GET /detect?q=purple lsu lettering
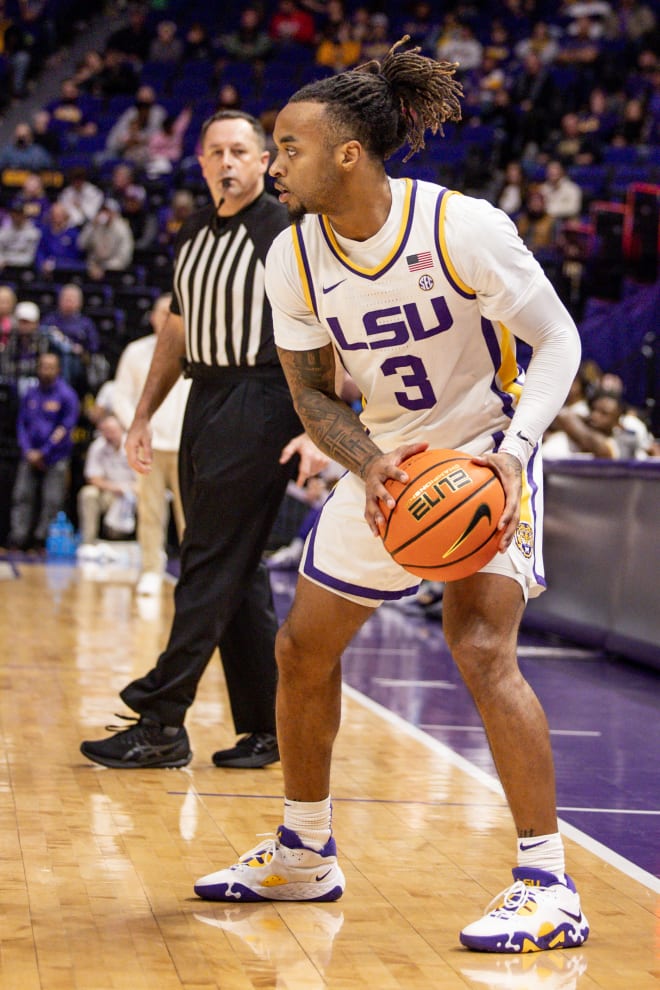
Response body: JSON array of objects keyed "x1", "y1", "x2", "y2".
[
  {"x1": 407, "y1": 466, "x2": 472, "y2": 520},
  {"x1": 326, "y1": 296, "x2": 453, "y2": 351}
]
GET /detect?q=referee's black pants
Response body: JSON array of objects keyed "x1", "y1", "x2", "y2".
[{"x1": 120, "y1": 373, "x2": 301, "y2": 730}]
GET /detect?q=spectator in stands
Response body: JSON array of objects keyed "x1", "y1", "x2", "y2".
[
  {"x1": 57, "y1": 166, "x2": 104, "y2": 227},
  {"x1": 42, "y1": 283, "x2": 100, "y2": 395},
  {"x1": 219, "y1": 6, "x2": 273, "y2": 64},
  {"x1": 360, "y1": 13, "x2": 391, "y2": 62},
  {"x1": 16, "y1": 0, "x2": 56, "y2": 71},
  {"x1": 106, "y1": 1, "x2": 152, "y2": 69},
  {"x1": 0, "y1": 284, "x2": 17, "y2": 348},
  {"x1": 267, "y1": 474, "x2": 331, "y2": 570},
  {"x1": 7, "y1": 352, "x2": 79, "y2": 553},
  {"x1": 71, "y1": 49, "x2": 104, "y2": 93},
  {"x1": 436, "y1": 21, "x2": 483, "y2": 75},
  {"x1": 399, "y1": 0, "x2": 441, "y2": 53},
  {"x1": 612, "y1": 95, "x2": 647, "y2": 145},
  {"x1": 605, "y1": 0, "x2": 657, "y2": 49},
  {"x1": 544, "y1": 389, "x2": 648, "y2": 460},
  {"x1": 113, "y1": 293, "x2": 190, "y2": 595},
  {"x1": 0, "y1": 0, "x2": 31, "y2": 99},
  {"x1": 31, "y1": 109, "x2": 62, "y2": 159},
  {"x1": 468, "y1": 48, "x2": 507, "y2": 118},
  {"x1": 95, "y1": 46, "x2": 140, "y2": 99},
  {"x1": 120, "y1": 184, "x2": 157, "y2": 250},
  {"x1": 0, "y1": 300, "x2": 49, "y2": 398},
  {"x1": 148, "y1": 19, "x2": 183, "y2": 65},
  {"x1": 514, "y1": 21, "x2": 559, "y2": 65},
  {"x1": 494, "y1": 159, "x2": 527, "y2": 218},
  {"x1": 0, "y1": 122, "x2": 54, "y2": 171},
  {"x1": 78, "y1": 198, "x2": 134, "y2": 280},
  {"x1": 539, "y1": 160, "x2": 583, "y2": 219},
  {"x1": 35, "y1": 202, "x2": 84, "y2": 275},
  {"x1": 78, "y1": 414, "x2": 137, "y2": 545},
  {"x1": 146, "y1": 104, "x2": 192, "y2": 178},
  {"x1": 555, "y1": 14, "x2": 602, "y2": 103},
  {"x1": 105, "y1": 85, "x2": 167, "y2": 166},
  {"x1": 315, "y1": 19, "x2": 361, "y2": 73},
  {"x1": 47, "y1": 78, "x2": 98, "y2": 141},
  {"x1": 104, "y1": 162, "x2": 139, "y2": 202},
  {"x1": 599, "y1": 371, "x2": 655, "y2": 455},
  {"x1": 509, "y1": 52, "x2": 561, "y2": 159},
  {"x1": 544, "y1": 111, "x2": 602, "y2": 166},
  {"x1": 0, "y1": 199, "x2": 42, "y2": 270},
  {"x1": 500, "y1": 0, "x2": 533, "y2": 41},
  {"x1": 183, "y1": 21, "x2": 212, "y2": 62},
  {"x1": 87, "y1": 377, "x2": 116, "y2": 427},
  {"x1": 483, "y1": 19, "x2": 513, "y2": 67},
  {"x1": 157, "y1": 188, "x2": 194, "y2": 253},
  {"x1": 214, "y1": 82, "x2": 242, "y2": 113},
  {"x1": 482, "y1": 86, "x2": 520, "y2": 168},
  {"x1": 269, "y1": 0, "x2": 316, "y2": 48},
  {"x1": 350, "y1": 6, "x2": 372, "y2": 46},
  {"x1": 19, "y1": 172, "x2": 50, "y2": 225},
  {"x1": 515, "y1": 187, "x2": 558, "y2": 254},
  {"x1": 577, "y1": 86, "x2": 619, "y2": 146}
]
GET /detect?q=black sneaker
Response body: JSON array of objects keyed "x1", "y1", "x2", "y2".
[
  {"x1": 80, "y1": 716, "x2": 192, "y2": 769},
  {"x1": 212, "y1": 732, "x2": 279, "y2": 768}
]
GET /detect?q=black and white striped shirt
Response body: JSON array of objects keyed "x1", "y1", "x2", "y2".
[{"x1": 171, "y1": 193, "x2": 289, "y2": 368}]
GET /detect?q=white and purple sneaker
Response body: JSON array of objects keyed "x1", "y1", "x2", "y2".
[
  {"x1": 194, "y1": 826, "x2": 345, "y2": 902},
  {"x1": 460, "y1": 867, "x2": 589, "y2": 953}
]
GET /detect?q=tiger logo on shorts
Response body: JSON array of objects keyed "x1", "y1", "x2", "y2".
[{"x1": 514, "y1": 521, "x2": 534, "y2": 559}]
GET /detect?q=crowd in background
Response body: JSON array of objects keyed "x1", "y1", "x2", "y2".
[{"x1": 0, "y1": 0, "x2": 658, "y2": 558}]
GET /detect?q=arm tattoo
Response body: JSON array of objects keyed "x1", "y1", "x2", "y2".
[{"x1": 278, "y1": 346, "x2": 381, "y2": 477}]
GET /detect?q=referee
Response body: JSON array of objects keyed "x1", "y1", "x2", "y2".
[{"x1": 81, "y1": 110, "x2": 325, "y2": 769}]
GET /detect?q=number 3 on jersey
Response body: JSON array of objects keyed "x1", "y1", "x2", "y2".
[{"x1": 381, "y1": 355, "x2": 437, "y2": 411}]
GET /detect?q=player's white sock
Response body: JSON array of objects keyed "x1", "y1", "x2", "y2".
[
  {"x1": 517, "y1": 832, "x2": 565, "y2": 878},
  {"x1": 284, "y1": 796, "x2": 332, "y2": 851}
]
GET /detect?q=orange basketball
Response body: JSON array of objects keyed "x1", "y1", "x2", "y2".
[{"x1": 378, "y1": 448, "x2": 506, "y2": 582}]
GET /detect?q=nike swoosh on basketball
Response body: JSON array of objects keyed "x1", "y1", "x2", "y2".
[
  {"x1": 322, "y1": 279, "x2": 346, "y2": 294},
  {"x1": 442, "y1": 503, "x2": 492, "y2": 559}
]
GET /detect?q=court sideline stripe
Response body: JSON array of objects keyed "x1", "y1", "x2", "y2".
[{"x1": 342, "y1": 683, "x2": 660, "y2": 895}]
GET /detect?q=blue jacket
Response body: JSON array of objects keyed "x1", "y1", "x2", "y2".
[
  {"x1": 17, "y1": 376, "x2": 80, "y2": 466},
  {"x1": 42, "y1": 310, "x2": 100, "y2": 354}
]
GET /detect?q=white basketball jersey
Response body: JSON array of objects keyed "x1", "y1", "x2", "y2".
[{"x1": 267, "y1": 177, "x2": 547, "y2": 458}]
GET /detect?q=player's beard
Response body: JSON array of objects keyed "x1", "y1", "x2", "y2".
[{"x1": 286, "y1": 199, "x2": 308, "y2": 223}]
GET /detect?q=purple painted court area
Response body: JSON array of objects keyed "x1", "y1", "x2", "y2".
[{"x1": 270, "y1": 572, "x2": 660, "y2": 880}]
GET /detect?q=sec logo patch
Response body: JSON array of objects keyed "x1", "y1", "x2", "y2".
[{"x1": 418, "y1": 273, "x2": 434, "y2": 291}]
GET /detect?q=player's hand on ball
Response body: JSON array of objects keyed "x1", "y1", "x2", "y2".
[
  {"x1": 472, "y1": 451, "x2": 522, "y2": 552},
  {"x1": 361, "y1": 442, "x2": 428, "y2": 536}
]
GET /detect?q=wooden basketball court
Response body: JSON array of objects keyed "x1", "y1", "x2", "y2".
[{"x1": 1, "y1": 562, "x2": 657, "y2": 989}]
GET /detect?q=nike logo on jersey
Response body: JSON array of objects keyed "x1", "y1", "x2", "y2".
[
  {"x1": 442, "y1": 503, "x2": 492, "y2": 559},
  {"x1": 322, "y1": 279, "x2": 346, "y2": 294}
]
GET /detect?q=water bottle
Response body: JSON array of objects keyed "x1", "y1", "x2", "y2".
[
  {"x1": 46, "y1": 511, "x2": 67, "y2": 557},
  {"x1": 46, "y1": 511, "x2": 78, "y2": 559}
]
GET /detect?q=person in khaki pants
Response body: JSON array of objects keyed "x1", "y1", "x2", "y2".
[{"x1": 113, "y1": 294, "x2": 190, "y2": 594}]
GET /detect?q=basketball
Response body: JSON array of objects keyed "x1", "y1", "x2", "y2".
[{"x1": 378, "y1": 448, "x2": 506, "y2": 582}]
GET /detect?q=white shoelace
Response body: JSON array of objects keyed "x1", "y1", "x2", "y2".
[{"x1": 485, "y1": 880, "x2": 538, "y2": 918}]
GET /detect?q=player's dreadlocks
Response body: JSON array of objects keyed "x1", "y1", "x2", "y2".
[{"x1": 290, "y1": 37, "x2": 463, "y2": 162}]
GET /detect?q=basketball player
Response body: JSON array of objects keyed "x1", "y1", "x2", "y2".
[
  {"x1": 80, "y1": 110, "x2": 326, "y2": 771},
  {"x1": 194, "y1": 43, "x2": 590, "y2": 953}
]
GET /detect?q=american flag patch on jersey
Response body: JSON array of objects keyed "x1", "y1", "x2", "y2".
[{"x1": 406, "y1": 251, "x2": 434, "y2": 271}]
